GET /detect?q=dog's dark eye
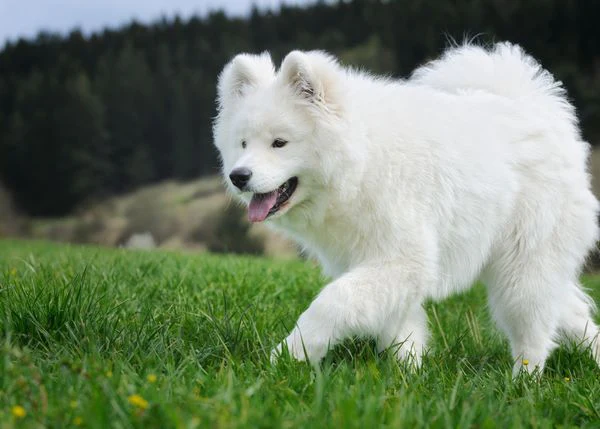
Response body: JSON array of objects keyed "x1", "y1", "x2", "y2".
[
  {"x1": 272, "y1": 138, "x2": 288, "y2": 148},
  {"x1": 241, "y1": 140, "x2": 247, "y2": 149}
]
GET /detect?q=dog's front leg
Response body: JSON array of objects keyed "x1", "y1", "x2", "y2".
[{"x1": 272, "y1": 260, "x2": 432, "y2": 364}]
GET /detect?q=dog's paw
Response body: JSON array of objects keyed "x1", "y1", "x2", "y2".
[{"x1": 270, "y1": 329, "x2": 329, "y2": 365}]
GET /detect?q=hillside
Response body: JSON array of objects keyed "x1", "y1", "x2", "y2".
[{"x1": 18, "y1": 175, "x2": 298, "y2": 259}]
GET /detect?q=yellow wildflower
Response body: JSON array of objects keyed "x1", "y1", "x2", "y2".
[
  {"x1": 11, "y1": 405, "x2": 26, "y2": 419},
  {"x1": 73, "y1": 416, "x2": 83, "y2": 426},
  {"x1": 146, "y1": 374, "x2": 157, "y2": 383},
  {"x1": 522, "y1": 359, "x2": 529, "y2": 366},
  {"x1": 128, "y1": 394, "x2": 149, "y2": 410},
  {"x1": 70, "y1": 400, "x2": 79, "y2": 409},
  {"x1": 105, "y1": 371, "x2": 113, "y2": 378},
  {"x1": 564, "y1": 377, "x2": 570, "y2": 382}
]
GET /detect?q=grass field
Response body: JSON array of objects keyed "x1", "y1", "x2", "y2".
[{"x1": 1, "y1": 240, "x2": 600, "y2": 428}]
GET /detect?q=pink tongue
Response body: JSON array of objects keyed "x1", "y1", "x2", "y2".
[{"x1": 248, "y1": 191, "x2": 278, "y2": 223}]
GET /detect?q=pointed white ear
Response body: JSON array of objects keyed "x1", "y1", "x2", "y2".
[
  {"x1": 217, "y1": 52, "x2": 275, "y2": 109},
  {"x1": 279, "y1": 50, "x2": 341, "y2": 110}
]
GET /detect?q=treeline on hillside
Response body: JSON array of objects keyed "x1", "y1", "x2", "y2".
[{"x1": 1, "y1": 0, "x2": 600, "y2": 216}]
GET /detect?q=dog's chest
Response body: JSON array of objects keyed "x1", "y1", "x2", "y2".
[{"x1": 295, "y1": 219, "x2": 373, "y2": 279}]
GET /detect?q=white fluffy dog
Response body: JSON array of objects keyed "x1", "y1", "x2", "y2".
[{"x1": 213, "y1": 43, "x2": 600, "y2": 374}]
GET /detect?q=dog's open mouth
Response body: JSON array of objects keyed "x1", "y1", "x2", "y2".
[{"x1": 248, "y1": 177, "x2": 298, "y2": 222}]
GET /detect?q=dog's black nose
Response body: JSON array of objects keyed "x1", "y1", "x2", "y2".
[{"x1": 229, "y1": 167, "x2": 252, "y2": 190}]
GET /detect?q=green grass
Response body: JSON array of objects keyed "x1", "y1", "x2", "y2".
[{"x1": 1, "y1": 240, "x2": 600, "y2": 428}]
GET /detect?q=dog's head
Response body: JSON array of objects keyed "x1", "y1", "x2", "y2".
[{"x1": 213, "y1": 50, "x2": 345, "y2": 224}]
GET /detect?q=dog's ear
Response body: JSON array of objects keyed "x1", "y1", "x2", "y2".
[
  {"x1": 217, "y1": 52, "x2": 275, "y2": 110},
  {"x1": 280, "y1": 50, "x2": 341, "y2": 112}
]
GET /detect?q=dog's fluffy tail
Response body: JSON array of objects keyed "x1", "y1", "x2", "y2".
[{"x1": 411, "y1": 42, "x2": 574, "y2": 118}]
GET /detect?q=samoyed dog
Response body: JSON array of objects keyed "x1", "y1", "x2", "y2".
[{"x1": 213, "y1": 43, "x2": 600, "y2": 374}]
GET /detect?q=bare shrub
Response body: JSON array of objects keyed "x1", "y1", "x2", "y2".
[
  {"x1": 119, "y1": 192, "x2": 177, "y2": 245},
  {"x1": 189, "y1": 203, "x2": 264, "y2": 255}
]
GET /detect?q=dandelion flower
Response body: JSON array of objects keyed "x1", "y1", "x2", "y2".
[
  {"x1": 73, "y1": 416, "x2": 83, "y2": 426},
  {"x1": 106, "y1": 371, "x2": 113, "y2": 378},
  {"x1": 128, "y1": 394, "x2": 149, "y2": 410},
  {"x1": 146, "y1": 374, "x2": 157, "y2": 383},
  {"x1": 564, "y1": 377, "x2": 570, "y2": 382},
  {"x1": 11, "y1": 405, "x2": 26, "y2": 419},
  {"x1": 522, "y1": 359, "x2": 529, "y2": 366}
]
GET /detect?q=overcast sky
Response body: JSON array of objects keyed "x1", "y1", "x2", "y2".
[{"x1": 0, "y1": 0, "x2": 314, "y2": 46}]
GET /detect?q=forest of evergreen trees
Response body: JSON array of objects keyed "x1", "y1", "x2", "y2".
[{"x1": 1, "y1": 0, "x2": 599, "y2": 216}]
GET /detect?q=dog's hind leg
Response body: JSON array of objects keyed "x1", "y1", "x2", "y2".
[
  {"x1": 483, "y1": 246, "x2": 566, "y2": 376},
  {"x1": 557, "y1": 281, "x2": 600, "y2": 365}
]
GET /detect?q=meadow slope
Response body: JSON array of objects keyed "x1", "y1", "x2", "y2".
[{"x1": 1, "y1": 240, "x2": 600, "y2": 428}]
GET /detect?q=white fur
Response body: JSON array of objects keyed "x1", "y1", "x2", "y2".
[{"x1": 213, "y1": 43, "x2": 600, "y2": 375}]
